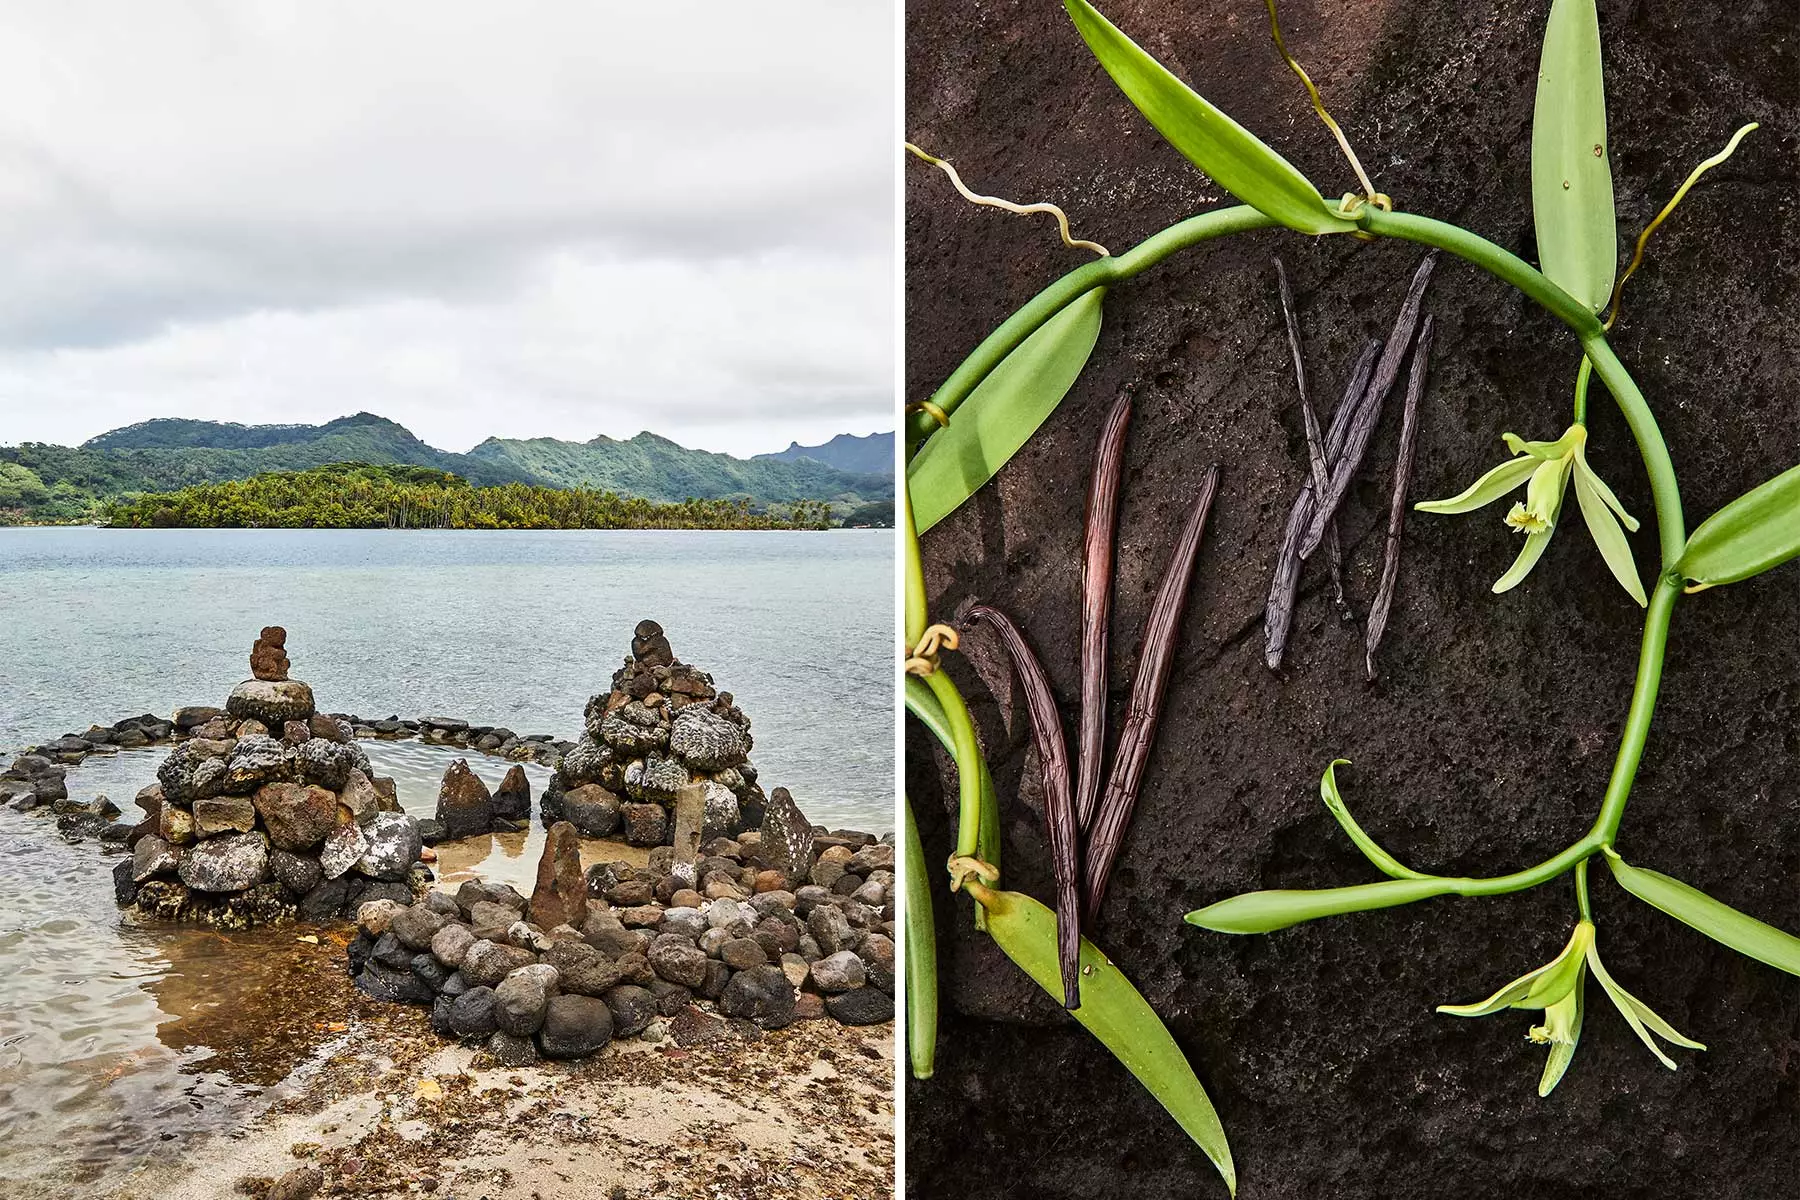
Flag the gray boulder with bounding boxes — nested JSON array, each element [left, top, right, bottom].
[[318, 820, 368, 880], [226, 678, 316, 725], [493, 963, 559, 1036], [719, 964, 797, 1029], [356, 812, 422, 880], [538, 994, 613, 1058], [447, 986, 499, 1037], [668, 706, 747, 770], [177, 831, 268, 892]]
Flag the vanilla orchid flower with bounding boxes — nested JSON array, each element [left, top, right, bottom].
[[1416, 424, 1646, 605], [1437, 919, 1704, 1097]]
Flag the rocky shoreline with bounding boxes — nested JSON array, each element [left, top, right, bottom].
[[5, 619, 896, 1054]]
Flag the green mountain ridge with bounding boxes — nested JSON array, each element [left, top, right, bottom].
[[0, 412, 891, 523], [467, 431, 892, 505]]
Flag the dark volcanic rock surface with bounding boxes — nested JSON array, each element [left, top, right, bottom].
[[905, 1, 1800, 1198]]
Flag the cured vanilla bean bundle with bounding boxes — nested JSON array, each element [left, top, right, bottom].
[[1273, 257, 1346, 611], [1084, 464, 1221, 917], [965, 604, 1084, 1009], [1365, 316, 1434, 681], [1263, 338, 1381, 670], [1077, 393, 1133, 834], [1299, 255, 1437, 560]]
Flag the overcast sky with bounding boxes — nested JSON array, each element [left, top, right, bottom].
[[0, 2, 894, 455]]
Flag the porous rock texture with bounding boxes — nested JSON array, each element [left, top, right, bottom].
[[348, 819, 898, 1060], [541, 621, 766, 846], [905, 2, 1800, 1197], [119, 632, 426, 928]]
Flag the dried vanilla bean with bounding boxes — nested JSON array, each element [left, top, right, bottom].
[[1085, 464, 1221, 917], [1263, 338, 1381, 669], [1274, 257, 1345, 612], [966, 604, 1083, 1009], [1077, 393, 1132, 834], [1299, 255, 1437, 560], [1365, 316, 1433, 682]]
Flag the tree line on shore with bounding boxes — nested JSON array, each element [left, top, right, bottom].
[[97, 463, 842, 530]]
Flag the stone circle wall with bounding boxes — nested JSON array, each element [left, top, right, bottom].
[[346, 816, 896, 1063]]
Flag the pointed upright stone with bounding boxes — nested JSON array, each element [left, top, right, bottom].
[[760, 787, 814, 886], [494, 763, 532, 821], [529, 820, 587, 931], [435, 758, 494, 840]]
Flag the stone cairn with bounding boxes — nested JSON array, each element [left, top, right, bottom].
[[112, 628, 430, 929], [541, 620, 763, 849], [345, 805, 898, 1063]]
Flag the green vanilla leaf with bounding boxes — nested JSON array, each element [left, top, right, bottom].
[[1605, 851, 1800, 976], [1531, 0, 1617, 312], [1062, 0, 1353, 237], [903, 797, 939, 1081], [972, 884, 1236, 1195], [907, 288, 1104, 534], [1185, 877, 1457, 934], [1676, 462, 1800, 589]]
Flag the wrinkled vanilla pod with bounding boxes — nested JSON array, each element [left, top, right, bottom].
[[1263, 338, 1381, 669], [1274, 257, 1346, 613], [1084, 464, 1221, 916], [1365, 316, 1434, 682], [1300, 255, 1437, 559], [1077, 393, 1132, 834], [965, 604, 1084, 1009]]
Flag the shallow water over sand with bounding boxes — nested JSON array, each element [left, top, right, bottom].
[[0, 739, 665, 1195]]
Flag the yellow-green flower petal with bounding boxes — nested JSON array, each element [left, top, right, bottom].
[[1519, 455, 1574, 530], [1494, 529, 1554, 593], [1437, 924, 1590, 1017], [1574, 468, 1648, 606], [1503, 426, 1585, 460], [1573, 447, 1640, 532], [1586, 943, 1705, 1070], [1416, 455, 1539, 515], [1533, 985, 1585, 1097]]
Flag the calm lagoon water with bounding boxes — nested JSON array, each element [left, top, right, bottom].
[[0, 526, 893, 1195]]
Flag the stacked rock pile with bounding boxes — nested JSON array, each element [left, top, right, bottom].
[[346, 808, 896, 1064], [114, 627, 431, 929], [426, 759, 533, 842], [542, 620, 765, 848]]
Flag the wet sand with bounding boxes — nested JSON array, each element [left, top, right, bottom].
[[113, 987, 894, 1200]]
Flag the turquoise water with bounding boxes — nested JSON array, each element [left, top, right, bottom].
[[0, 526, 893, 1195]]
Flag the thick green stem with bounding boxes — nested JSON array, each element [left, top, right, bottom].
[[903, 796, 939, 1080], [1590, 574, 1682, 843], [1578, 335, 1687, 565], [905, 205, 1279, 449], [1574, 858, 1593, 921], [1572, 355, 1593, 426], [904, 487, 928, 647]]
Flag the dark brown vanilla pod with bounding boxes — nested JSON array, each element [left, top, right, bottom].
[[1365, 316, 1434, 682], [1274, 258, 1346, 613], [965, 604, 1084, 1009], [1299, 255, 1437, 560], [1263, 338, 1381, 670], [1084, 464, 1221, 917], [1077, 392, 1133, 834]]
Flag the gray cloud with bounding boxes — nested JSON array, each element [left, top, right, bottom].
[[0, 1, 895, 454]]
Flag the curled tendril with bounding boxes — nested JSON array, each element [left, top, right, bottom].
[[904, 622, 961, 677], [904, 142, 1110, 257], [906, 399, 950, 428], [947, 854, 1000, 892], [1604, 122, 1758, 330], [1266, 0, 1387, 211]]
